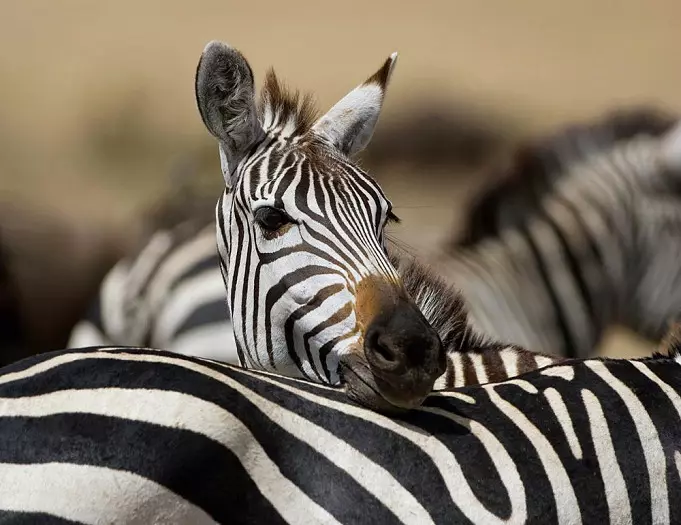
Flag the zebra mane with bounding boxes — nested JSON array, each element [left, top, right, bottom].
[[258, 69, 319, 135], [451, 106, 677, 249], [386, 246, 490, 352]]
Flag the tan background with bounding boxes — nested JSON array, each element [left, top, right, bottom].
[[2, 0, 677, 356]]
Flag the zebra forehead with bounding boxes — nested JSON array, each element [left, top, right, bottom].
[[248, 144, 385, 198]]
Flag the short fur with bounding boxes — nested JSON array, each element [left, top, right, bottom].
[[656, 319, 681, 359]]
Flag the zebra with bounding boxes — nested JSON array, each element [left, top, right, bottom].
[[69, 105, 681, 370], [431, 106, 681, 359], [66, 211, 241, 363], [3, 324, 681, 523], [195, 40, 456, 412]]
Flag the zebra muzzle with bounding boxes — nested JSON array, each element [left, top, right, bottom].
[[342, 296, 445, 412]]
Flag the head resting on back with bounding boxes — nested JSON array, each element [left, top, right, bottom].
[[194, 41, 445, 412], [450, 105, 681, 341]]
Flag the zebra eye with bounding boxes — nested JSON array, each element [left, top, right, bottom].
[[254, 207, 293, 235]]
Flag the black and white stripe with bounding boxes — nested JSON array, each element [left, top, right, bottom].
[[436, 107, 681, 358], [68, 221, 238, 363], [68, 219, 561, 389], [1, 341, 681, 524]]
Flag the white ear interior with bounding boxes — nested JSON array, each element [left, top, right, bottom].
[[311, 53, 398, 157]]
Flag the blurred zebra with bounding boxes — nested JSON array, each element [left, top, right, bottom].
[[68, 215, 561, 390], [435, 106, 681, 358]]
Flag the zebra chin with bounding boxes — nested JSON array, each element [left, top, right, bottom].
[[339, 300, 445, 412], [339, 352, 441, 413]]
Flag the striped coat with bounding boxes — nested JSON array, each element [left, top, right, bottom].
[[1, 340, 680, 524]]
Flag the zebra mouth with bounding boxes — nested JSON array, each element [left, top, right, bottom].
[[339, 355, 432, 413]]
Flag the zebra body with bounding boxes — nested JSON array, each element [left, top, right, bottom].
[[68, 222, 239, 363], [436, 107, 681, 358], [1, 344, 680, 524]]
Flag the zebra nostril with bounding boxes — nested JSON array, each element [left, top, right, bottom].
[[374, 334, 399, 364], [364, 325, 403, 372]]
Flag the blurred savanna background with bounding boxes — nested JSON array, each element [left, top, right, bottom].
[[2, 0, 680, 358]]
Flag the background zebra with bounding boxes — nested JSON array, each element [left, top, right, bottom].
[[3, 328, 681, 523], [434, 106, 681, 359], [66, 185, 241, 363], [68, 106, 681, 369]]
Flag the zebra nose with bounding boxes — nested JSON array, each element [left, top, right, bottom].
[[364, 298, 445, 379]]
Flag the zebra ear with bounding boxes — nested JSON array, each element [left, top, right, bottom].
[[195, 41, 264, 187], [311, 53, 398, 157], [660, 120, 681, 170]]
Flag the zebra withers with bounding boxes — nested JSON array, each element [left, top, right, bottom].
[[195, 41, 446, 411], [1, 333, 681, 523]]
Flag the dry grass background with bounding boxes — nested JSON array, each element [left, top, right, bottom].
[[2, 0, 680, 356]]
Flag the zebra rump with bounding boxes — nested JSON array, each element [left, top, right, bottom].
[[0, 337, 680, 524]]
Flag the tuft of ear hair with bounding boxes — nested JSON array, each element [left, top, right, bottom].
[[311, 53, 398, 157], [195, 41, 264, 186]]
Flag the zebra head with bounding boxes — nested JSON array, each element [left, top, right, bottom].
[[195, 41, 444, 411]]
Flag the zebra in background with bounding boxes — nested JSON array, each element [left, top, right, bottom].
[[434, 106, 681, 358], [67, 193, 241, 363], [4, 324, 681, 523]]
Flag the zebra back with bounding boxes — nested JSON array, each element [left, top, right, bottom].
[[1, 340, 681, 524]]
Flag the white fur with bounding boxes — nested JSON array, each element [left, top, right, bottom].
[[581, 389, 632, 522], [544, 387, 583, 459], [586, 361, 669, 523], [312, 53, 397, 156], [540, 365, 576, 381], [0, 462, 217, 525]]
